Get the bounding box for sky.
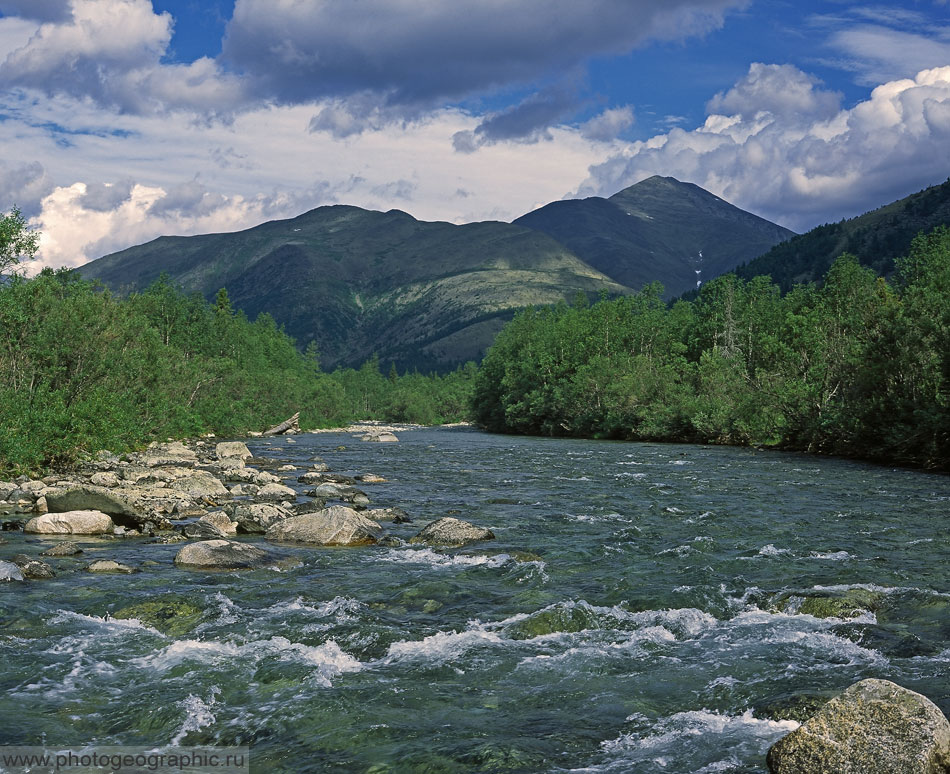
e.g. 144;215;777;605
0;0;949;272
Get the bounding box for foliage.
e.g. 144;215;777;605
0;206;40;275
473;229;950;470
0;272;475;475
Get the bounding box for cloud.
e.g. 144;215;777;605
580;105;636;142
577;64;950;232
223;0;747;109
79;178;134;211
707;63;841;122
0;0;247;114
0;160;54;216
6;98;611;271
0;0;72;22
825;25;950;86
453;84;583;151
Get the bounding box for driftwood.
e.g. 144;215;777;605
263;412;300;436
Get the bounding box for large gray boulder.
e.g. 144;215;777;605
168;472;229;500
409;517;495;547
44;485;138;519
216;441;252;461
257;482;297;502
767;678;950;773
264;505;382;546
174;539;274;569
144;441;197;466
24;510;115;535
230;503;292;534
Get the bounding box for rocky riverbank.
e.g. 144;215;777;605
0;426;494;580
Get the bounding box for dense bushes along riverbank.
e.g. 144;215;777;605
0;271;475;474
473;227;950;470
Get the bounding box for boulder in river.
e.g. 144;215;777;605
174;539;274;569
44;486;138;519
770;588;883;619
12;554;55;579
24;510;115;535
113;597;206;636
87;559;139;574
40;541;83;556
168;472;230;500
264;505;382;546
216;441;252;461
409;517;495;547
257;482;297;502
766;678;950;773
230;502;292;534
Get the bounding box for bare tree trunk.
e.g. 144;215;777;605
263;412;301;436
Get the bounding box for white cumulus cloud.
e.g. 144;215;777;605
577;64;950;232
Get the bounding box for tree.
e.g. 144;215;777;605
0;206;40;274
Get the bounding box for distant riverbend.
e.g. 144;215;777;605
1;427;948;772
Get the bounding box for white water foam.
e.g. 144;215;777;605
809;550;854;561
170;687;220;746
375;547;510;570
754;544;793;557
135;636;362;686
50;610;163;637
382;628;504;666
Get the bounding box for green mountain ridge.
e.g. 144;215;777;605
79;205;631;370
514;175;795;298
78;177;796;370
734;178;950;289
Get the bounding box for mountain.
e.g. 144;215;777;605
79;205;630;370
513;176;795;298
733;178;950;290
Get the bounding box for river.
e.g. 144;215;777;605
1;427;948;773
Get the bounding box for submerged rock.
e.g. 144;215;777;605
87;559;139;574
174;539;274;569
0;560;24;581
770;588;883;619
264;505;382;546
409;517;495;547
113;597;205;636
24;510;115;535
766;678;950;773
506;602;601;640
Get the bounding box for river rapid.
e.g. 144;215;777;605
1;427;948;773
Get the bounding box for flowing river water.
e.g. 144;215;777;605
1;427;948;773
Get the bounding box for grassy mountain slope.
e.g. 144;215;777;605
514;175;795;298
79;206;630;370
734;178;950;289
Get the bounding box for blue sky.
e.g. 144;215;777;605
0;0;948;270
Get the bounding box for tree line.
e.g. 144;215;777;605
0;266;474;474
473;227;950;470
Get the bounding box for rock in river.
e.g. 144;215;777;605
174;539;274;569
409;517;495;547
264;505;382;546
87;559;139;574
24;510;115;535
766;678;950;773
